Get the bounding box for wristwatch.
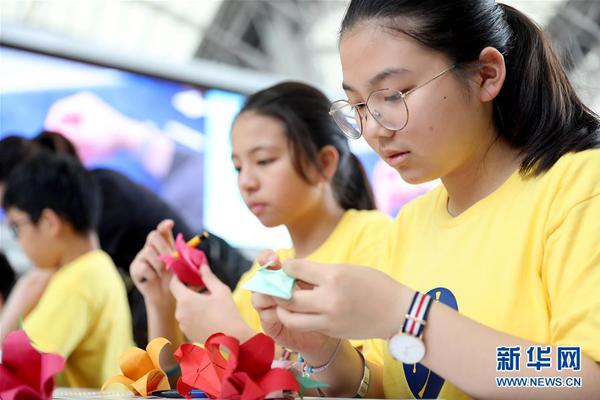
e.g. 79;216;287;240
389;291;433;364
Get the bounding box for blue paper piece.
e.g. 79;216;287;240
242;268;296;300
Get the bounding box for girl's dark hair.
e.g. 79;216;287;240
33;131;79;158
239;81;375;210
341;0;600;176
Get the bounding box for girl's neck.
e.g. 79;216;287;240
443;139;522;217
286;192;345;258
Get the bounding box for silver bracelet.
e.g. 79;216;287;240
316;346;371;398
301;338;342;375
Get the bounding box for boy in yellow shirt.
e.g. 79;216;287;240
0;152;132;388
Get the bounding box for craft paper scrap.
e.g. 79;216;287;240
242;268;296;300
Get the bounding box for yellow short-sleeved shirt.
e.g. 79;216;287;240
373;149;600;399
232;209;393;364
24;250;133;388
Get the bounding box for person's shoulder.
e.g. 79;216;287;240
60;250;119;282
342;209;393;227
545;149;600;181
537;149;600;199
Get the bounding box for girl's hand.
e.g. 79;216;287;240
251;251;332;355
130;219;176;306
252;290;333;356
169;265;253;343
274;259;409;340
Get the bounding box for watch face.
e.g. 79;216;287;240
389;333;426;364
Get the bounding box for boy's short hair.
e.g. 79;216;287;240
2;152;101;233
0;136;33;182
0;252;16;301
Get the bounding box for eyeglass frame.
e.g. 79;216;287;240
8;217;33;238
329;64;457;139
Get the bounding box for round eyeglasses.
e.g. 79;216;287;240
329;65;456;139
8;217;32;238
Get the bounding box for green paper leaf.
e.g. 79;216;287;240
295;374;329;398
242;268;295;299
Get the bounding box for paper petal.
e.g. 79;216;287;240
40;352;66;399
160;234;206;288
101;375;136;394
146;337;170;371
258;369;300;395
102;338;171;397
236;334;274;380
176;378;196;399
0;385;42;400
0;330;65;400
1;330;43;389
175;343;224;398
221;372;264;400
131;370;169;397
119;348;155;381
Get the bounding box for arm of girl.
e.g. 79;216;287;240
130;219;183;369
274;260;600;399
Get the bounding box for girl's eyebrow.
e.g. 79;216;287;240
248;145;279;155
342;67;411;92
231;145;279;160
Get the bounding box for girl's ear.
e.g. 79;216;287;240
39;208;64;237
477;47;506;103
318;145;340;182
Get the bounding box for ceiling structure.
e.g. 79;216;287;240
2;0;599;109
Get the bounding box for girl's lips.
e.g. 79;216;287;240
386;151;410;166
249;203;266;214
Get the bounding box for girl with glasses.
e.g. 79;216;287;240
252;1;600;398
129;82;392;374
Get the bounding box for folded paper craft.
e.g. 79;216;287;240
0;330;65;400
102;337;170;397
175;333;299;400
241;268;296;300
160;233;207;288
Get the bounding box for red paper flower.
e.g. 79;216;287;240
175;333;299;400
160;233;207;288
0;330;65;400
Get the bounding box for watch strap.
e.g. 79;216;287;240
402;291;433;337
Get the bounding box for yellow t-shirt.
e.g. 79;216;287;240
374;149;600;399
24;250;133;388
232;209;393;363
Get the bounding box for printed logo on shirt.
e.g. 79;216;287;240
403;287;458;399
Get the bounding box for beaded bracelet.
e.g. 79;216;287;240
280;346;296;361
315;347;371;398
300;338;342;375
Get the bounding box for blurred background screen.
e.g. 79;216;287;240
0;44;295;249
0;41;440;254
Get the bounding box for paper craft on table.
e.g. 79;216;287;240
0;330;65;400
175;332;300;400
102;337;171;397
160;233;208;288
241;265;296;300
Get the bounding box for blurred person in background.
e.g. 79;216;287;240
0;132;252;346
1;153;132;388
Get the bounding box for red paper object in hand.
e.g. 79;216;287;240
0;330;65;400
160;233;207;288
175;333;299;400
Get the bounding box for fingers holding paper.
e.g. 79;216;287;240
273;259;406;341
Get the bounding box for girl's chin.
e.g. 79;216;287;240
394;167;434;185
255;215;281;228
